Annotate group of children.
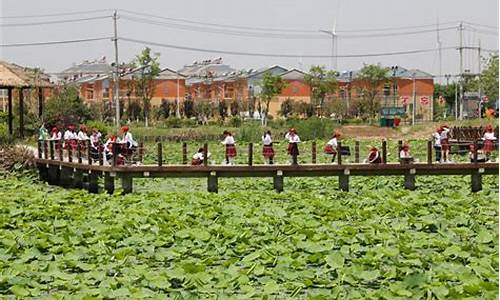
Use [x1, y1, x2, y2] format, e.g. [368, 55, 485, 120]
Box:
[39, 124, 138, 164]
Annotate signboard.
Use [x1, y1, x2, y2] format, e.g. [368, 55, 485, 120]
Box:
[400, 96, 409, 105]
[420, 96, 429, 105]
[380, 107, 405, 116]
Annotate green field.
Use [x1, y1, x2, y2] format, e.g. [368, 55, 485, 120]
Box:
[0, 173, 497, 298]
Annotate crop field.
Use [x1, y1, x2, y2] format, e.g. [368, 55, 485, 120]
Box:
[0, 173, 498, 298]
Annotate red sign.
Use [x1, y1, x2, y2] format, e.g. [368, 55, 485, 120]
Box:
[420, 96, 429, 105]
[400, 96, 409, 105]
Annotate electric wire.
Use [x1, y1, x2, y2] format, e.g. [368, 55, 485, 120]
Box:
[0, 16, 111, 27]
[0, 9, 113, 19]
[0, 37, 112, 47]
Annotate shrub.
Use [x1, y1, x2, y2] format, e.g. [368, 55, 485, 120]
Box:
[86, 120, 108, 136]
[164, 117, 183, 128]
[239, 123, 263, 142]
[227, 116, 242, 128]
[0, 145, 35, 171]
[286, 117, 334, 140]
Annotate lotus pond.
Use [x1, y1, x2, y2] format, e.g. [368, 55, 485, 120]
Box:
[0, 173, 498, 299]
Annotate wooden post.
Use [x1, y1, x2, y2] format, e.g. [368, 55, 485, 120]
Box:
[337, 141, 342, 165]
[73, 170, 83, 189]
[38, 87, 44, 118]
[88, 172, 99, 193]
[43, 140, 48, 159]
[471, 171, 482, 192]
[312, 141, 317, 164]
[473, 140, 478, 163]
[157, 143, 163, 166]
[58, 143, 63, 161]
[382, 140, 387, 164]
[19, 88, 24, 138]
[98, 147, 103, 165]
[47, 165, 60, 185]
[207, 171, 218, 193]
[77, 143, 82, 164]
[112, 143, 118, 167]
[49, 140, 55, 160]
[68, 146, 72, 163]
[398, 140, 403, 159]
[38, 165, 48, 182]
[104, 172, 115, 194]
[37, 140, 42, 159]
[59, 167, 73, 188]
[182, 143, 187, 164]
[248, 143, 253, 166]
[339, 170, 349, 191]
[355, 141, 360, 163]
[7, 88, 13, 135]
[292, 145, 298, 165]
[138, 142, 144, 163]
[427, 140, 432, 164]
[87, 140, 92, 165]
[203, 143, 209, 167]
[121, 175, 133, 194]
[273, 170, 284, 193]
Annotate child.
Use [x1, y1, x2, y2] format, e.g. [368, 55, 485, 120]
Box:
[399, 143, 414, 164]
[77, 125, 89, 152]
[89, 128, 102, 160]
[468, 144, 487, 163]
[222, 131, 237, 165]
[191, 148, 211, 165]
[50, 127, 62, 151]
[432, 127, 442, 162]
[439, 125, 451, 162]
[38, 124, 48, 141]
[262, 130, 275, 164]
[365, 146, 382, 164]
[324, 131, 341, 163]
[63, 124, 78, 151]
[482, 124, 496, 161]
[285, 128, 300, 164]
[103, 134, 123, 164]
[121, 126, 138, 150]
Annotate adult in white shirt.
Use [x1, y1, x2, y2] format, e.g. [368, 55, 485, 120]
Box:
[482, 124, 497, 161]
[285, 128, 300, 164]
[262, 130, 274, 164]
[222, 130, 237, 165]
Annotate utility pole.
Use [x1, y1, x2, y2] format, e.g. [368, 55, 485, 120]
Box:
[113, 10, 120, 127]
[176, 77, 180, 118]
[478, 40, 482, 118]
[436, 18, 442, 84]
[458, 22, 464, 120]
[455, 79, 458, 120]
[412, 72, 416, 126]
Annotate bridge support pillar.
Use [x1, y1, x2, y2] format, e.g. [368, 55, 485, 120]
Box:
[273, 171, 284, 193]
[404, 170, 416, 190]
[88, 171, 99, 194]
[104, 172, 115, 194]
[38, 165, 48, 182]
[208, 171, 218, 193]
[471, 171, 482, 192]
[121, 175, 133, 194]
[73, 169, 83, 189]
[47, 165, 60, 185]
[339, 175, 349, 192]
[59, 167, 74, 188]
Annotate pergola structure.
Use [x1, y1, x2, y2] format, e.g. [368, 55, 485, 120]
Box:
[0, 61, 52, 138]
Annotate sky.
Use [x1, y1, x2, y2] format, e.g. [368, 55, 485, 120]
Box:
[0, 0, 498, 81]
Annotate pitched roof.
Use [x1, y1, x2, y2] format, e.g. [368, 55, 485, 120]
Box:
[0, 61, 51, 87]
[280, 69, 306, 80]
[248, 65, 288, 78]
[59, 61, 112, 75]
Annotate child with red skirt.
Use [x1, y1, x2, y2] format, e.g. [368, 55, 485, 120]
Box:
[262, 130, 274, 164]
[222, 131, 237, 165]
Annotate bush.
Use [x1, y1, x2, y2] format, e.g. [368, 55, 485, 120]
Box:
[0, 145, 35, 171]
[227, 116, 242, 128]
[239, 123, 263, 142]
[164, 117, 183, 128]
[86, 120, 108, 136]
[286, 117, 334, 140]
[0, 123, 13, 145]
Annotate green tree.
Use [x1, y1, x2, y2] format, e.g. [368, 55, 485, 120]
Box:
[259, 71, 287, 126]
[356, 64, 390, 120]
[42, 84, 92, 128]
[132, 47, 161, 127]
[304, 65, 338, 116]
[466, 54, 498, 109]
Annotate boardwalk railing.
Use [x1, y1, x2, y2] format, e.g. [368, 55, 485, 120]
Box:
[36, 139, 498, 194]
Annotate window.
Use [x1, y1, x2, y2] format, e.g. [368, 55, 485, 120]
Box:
[103, 88, 110, 99]
[383, 84, 391, 96]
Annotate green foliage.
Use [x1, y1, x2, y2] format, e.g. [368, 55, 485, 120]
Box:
[131, 47, 161, 125]
[85, 120, 108, 136]
[286, 117, 333, 140]
[466, 54, 499, 108]
[42, 84, 92, 128]
[304, 65, 338, 113]
[0, 174, 497, 298]
[259, 72, 287, 124]
[227, 116, 242, 128]
[356, 64, 390, 119]
[279, 98, 293, 118]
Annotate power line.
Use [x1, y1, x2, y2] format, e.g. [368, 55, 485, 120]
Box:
[338, 27, 457, 39]
[0, 37, 112, 47]
[0, 9, 113, 19]
[462, 21, 498, 30]
[120, 36, 459, 58]
[0, 16, 111, 27]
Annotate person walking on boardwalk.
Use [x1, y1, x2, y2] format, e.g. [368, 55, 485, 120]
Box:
[262, 130, 275, 164]
[482, 124, 496, 161]
[285, 128, 300, 165]
[439, 124, 451, 163]
[365, 146, 382, 164]
[324, 131, 341, 163]
[432, 127, 442, 163]
[192, 148, 211, 165]
[222, 131, 237, 165]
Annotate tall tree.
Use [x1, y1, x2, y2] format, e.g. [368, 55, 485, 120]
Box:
[258, 71, 287, 126]
[466, 54, 498, 108]
[132, 47, 161, 127]
[304, 65, 337, 116]
[356, 64, 390, 120]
